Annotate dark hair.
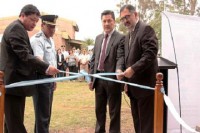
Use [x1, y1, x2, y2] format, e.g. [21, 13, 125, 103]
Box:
[120, 4, 136, 13]
[101, 10, 115, 20]
[19, 4, 40, 17]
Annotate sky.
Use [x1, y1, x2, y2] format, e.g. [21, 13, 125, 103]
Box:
[0, 0, 121, 40]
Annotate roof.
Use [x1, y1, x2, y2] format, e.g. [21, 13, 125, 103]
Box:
[61, 32, 70, 39]
[158, 56, 177, 69]
[68, 39, 85, 45]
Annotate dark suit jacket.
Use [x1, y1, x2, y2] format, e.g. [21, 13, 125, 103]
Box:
[125, 21, 158, 98]
[89, 30, 125, 89]
[57, 54, 65, 63]
[0, 20, 49, 96]
[57, 53, 65, 68]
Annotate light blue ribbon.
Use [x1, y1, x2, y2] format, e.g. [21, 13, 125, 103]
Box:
[91, 74, 154, 90]
[5, 70, 154, 90]
[6, 74, 81, 88]
[4, 70, 200, 132]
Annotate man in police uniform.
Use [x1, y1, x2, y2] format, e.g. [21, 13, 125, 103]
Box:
[30, 14, 58, 133]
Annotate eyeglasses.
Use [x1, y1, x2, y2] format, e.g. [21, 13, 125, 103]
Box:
[120, 14, 131, 23]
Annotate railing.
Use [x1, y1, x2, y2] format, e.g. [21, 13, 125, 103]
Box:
[0, 71, 164, 133]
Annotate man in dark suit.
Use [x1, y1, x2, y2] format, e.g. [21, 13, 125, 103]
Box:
[89, 10, 124, 133]
[118, 4, 158, 133]
[0, 4, 59, 133]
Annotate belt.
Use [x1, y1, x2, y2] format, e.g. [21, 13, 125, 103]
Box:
[37, 73, 53, 78]
[97, 70, 105, 73]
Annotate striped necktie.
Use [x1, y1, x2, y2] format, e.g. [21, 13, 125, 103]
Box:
[98, 34, 109, 70]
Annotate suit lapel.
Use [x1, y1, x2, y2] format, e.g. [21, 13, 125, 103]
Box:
[125, 33, 130, 62]
[96, 34, 104, 61]
[129, 22, 139, 48]
[125, 21, 140, 62]
[105, 31, 115, 58]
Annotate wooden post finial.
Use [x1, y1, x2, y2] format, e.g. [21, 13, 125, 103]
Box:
[156, 72, 163, 82]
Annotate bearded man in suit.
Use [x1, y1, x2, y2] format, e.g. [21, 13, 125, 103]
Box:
[118, 4, 158, 133]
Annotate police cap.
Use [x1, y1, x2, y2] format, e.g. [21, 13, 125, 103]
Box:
[41, 15, 58, 25]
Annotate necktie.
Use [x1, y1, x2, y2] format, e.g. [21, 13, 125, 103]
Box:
[129, 31, 133, 48]
[98, 34, 109, 70]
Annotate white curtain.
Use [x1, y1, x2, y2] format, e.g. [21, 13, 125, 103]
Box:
[162, 12, 200, 133]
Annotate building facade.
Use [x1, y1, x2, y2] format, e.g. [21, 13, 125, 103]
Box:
[0, 15, 84, 50]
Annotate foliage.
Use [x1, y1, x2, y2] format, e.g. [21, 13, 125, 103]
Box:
[197, 6, 200, 16]
[115, 0, 132, 35]
[149, 11, 161, 49]
[81, 38, 94, 49]
[137, 0, 158, 23]
[84, 38, 94, 45]
[115, 0, 200, 51]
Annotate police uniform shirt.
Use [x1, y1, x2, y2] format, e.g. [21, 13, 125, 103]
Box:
[30, 31, 57, 68]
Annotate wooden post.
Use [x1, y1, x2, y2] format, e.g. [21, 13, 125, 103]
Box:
[0, 71, 5, 132]
[154, 72, 164, 133]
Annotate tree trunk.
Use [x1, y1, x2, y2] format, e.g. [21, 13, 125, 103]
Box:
[190, 0, 197, 15]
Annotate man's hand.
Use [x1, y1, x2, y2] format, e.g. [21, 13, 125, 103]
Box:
[88, 82, 94, 91]
[124, 84, 129, 96]
[116, 69, 124, 80]
[124, 67, 134, 78]
[47, 65, 59, 75]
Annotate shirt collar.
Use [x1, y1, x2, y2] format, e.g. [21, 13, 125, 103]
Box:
[104, 29, 115, 37]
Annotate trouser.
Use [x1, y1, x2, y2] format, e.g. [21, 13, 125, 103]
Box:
[57, 64, 64, 77]
[95, 78, 122, 133]
[68, 65, 77, 80]
[130, 94, 154, 133]
[4, 94, 27, 133]
[33, 75, 54, 133]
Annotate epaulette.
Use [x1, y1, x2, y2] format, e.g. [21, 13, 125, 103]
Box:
[35, 33, 42, 38]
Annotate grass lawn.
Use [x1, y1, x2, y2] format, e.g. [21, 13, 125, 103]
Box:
[24, 81, 135, 133]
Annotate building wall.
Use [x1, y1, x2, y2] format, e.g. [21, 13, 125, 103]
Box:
[0, 15, 78, 50]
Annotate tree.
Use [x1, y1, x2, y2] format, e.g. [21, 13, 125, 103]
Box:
[189, 0, 197, 15]
[81, 38, 94, 49]
[115, 0, 199, 51]
[84, 38, 94, 46]
[116, 0, 132, 35]
[137, 0, 158, 23]
[115, 0, 159, 33]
